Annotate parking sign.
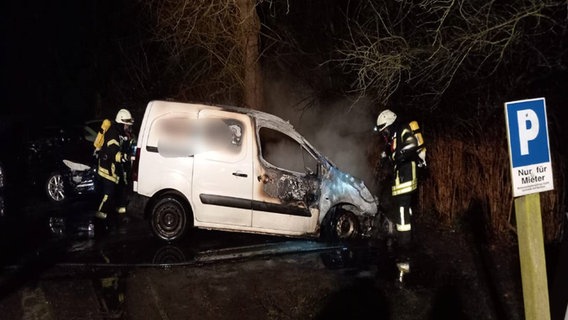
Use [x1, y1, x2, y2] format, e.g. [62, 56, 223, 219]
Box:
[505, 97, 554, 197]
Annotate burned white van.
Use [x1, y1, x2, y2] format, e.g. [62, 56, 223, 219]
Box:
[132, 101, 379, 241]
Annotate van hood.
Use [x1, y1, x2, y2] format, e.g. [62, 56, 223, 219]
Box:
[319, 164, 378, 219]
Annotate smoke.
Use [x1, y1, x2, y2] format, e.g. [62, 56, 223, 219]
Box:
[263, 72, 380, 194]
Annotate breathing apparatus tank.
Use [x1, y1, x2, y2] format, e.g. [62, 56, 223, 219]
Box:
[93, 119, 112, 151]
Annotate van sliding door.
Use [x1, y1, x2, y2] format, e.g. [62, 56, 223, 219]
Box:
[191, 110, 253, 227]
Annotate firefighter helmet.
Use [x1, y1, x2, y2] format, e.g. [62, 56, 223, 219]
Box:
[115, 109, 134, 125]
[376, 109, 397, 132]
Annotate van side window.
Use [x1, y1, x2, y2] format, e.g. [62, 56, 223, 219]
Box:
[206, 119, 243, 150]
[150, 117, 244, 160]
[199, 118, 245, 162]
[259, 127, 317, 174]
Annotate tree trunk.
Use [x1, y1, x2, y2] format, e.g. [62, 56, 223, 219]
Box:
[236, 0, 263, 110]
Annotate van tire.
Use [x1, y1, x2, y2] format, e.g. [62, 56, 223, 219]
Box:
[150, 195, 190, 242]
[323, 208, 359, 241]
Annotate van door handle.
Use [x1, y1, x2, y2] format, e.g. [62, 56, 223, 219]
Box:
[232, 172, 248, 178]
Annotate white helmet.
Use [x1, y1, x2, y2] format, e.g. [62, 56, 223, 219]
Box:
[115, 109, 134, 125]
[376, 109, 397, 132]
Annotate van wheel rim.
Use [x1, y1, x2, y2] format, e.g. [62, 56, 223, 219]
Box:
[335, 213, 357, 239]
[162, 211, 179, 230]
[154, 202, 185, 240]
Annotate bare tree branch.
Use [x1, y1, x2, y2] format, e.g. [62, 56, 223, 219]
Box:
[333, 0, 567, 111]
[140, 0, 264, 106]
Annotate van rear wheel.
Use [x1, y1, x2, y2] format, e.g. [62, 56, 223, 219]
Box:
[150, 196, 189, 242]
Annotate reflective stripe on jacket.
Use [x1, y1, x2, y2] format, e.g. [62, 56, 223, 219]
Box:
[97, 163, 119, 184]
[392, 156, 417, 196]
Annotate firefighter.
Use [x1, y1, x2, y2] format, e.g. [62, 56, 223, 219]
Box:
[94, 109, 134, 234]
[376, 109, 424, 282]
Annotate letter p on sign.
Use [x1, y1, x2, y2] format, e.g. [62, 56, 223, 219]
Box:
[517, 109, 539, 155]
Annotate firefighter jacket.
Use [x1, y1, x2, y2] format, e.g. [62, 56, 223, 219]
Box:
[388, 122, 419, 196]
[119, 133, 135, 185]
[97, 123, 124, 184]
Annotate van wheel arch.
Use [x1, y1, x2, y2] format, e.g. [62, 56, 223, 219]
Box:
[147, 190, 193, 242]
[145, 190, 192, 218]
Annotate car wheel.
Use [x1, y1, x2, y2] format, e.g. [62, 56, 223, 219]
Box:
[46, 172, 66, 203]
[150, 195, 190, 242]
[326, 208, 359, 241]
[48, 216, 66, 237]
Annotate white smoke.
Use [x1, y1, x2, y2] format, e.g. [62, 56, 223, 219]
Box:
[263, 72, 380, 194]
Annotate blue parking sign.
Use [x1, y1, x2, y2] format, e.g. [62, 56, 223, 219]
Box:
[505, 97, 554, 197]
[506, 98, 551, 167]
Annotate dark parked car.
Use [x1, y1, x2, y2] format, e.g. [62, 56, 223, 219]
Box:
[39, 125, 98, 203]
[0, 118, 98, 212]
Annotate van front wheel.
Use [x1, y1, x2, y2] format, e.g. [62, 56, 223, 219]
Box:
[323, 208, 359, 241]
[150, 196, 189, 242]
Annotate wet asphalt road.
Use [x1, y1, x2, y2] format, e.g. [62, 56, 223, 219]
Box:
[0, 196, 348, 268]
[0, 195, 533, 319]
[0, 196, 403, 319]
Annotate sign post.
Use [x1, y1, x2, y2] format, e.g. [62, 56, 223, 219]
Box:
[505, 97, 553, 320]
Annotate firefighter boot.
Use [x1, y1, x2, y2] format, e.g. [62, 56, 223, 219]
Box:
[395, 229, 412, 286]
[396, 261, 410, 283]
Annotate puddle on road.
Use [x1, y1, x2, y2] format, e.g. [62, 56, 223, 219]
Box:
[36, 208, 434, 289]
[40, 204, 443, 292]
[49, 211, 418, 284]
[92, 269, 127, 319]
[49, 216, 95, 239]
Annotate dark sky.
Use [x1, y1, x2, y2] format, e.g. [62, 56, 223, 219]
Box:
[1, 1, 130, 123]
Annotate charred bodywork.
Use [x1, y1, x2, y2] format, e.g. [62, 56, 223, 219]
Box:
[253, 109, 379, 238]
[255, 156, 379, 238]
[320, 164, 378, 236]
[257, 168, 320, 216]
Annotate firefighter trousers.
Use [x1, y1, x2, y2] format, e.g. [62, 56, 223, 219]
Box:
[393, 191, 414, 247]
[96, 176, 127, 220]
